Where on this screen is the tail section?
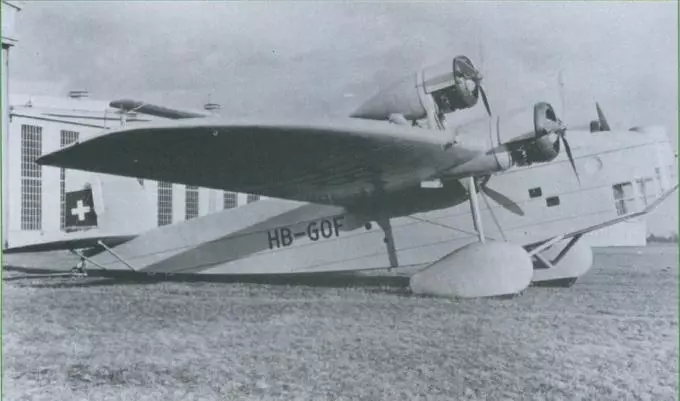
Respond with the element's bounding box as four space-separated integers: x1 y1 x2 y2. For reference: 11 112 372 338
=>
4 174 154 255
65 173 156 234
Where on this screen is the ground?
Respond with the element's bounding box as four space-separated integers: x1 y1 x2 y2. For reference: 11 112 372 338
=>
2 245 678 401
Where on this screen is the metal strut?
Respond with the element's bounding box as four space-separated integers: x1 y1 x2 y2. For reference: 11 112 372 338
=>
467 176 485 243
529 233 583 269
377 219 399 270
68 248 108 272
97 240 136 271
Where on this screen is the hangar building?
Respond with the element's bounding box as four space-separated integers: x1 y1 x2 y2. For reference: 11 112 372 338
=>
5 92 262 247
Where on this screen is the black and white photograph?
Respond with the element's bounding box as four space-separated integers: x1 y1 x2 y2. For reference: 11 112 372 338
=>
1 1 678 400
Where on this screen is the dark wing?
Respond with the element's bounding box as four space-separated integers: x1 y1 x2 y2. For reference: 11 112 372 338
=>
37 118 479 205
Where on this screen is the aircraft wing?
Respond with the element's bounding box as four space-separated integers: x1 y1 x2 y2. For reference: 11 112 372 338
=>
525 184 678 251
3 234 137 254
37 118 477 205
109 99 209 119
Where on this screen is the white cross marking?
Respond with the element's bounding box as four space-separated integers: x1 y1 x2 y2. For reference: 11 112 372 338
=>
71 200 91 221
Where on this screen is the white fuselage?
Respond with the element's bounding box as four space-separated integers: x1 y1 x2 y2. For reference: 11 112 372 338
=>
81 126 675 275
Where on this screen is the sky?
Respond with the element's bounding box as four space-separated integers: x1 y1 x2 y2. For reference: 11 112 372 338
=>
8 1 679 234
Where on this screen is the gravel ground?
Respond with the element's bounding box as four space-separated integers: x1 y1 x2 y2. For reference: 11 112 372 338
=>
2 245 677 401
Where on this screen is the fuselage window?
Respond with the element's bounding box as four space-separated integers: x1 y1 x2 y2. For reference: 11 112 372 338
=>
546 196 560 207
529 187 542 198
612 182 635 216
634 177 655 207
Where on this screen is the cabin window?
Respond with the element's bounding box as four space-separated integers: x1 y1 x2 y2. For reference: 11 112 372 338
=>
654 167 664 192
60 130 79 230
529 187 542 198
612 182 635 216
247 194 260 204
21 124 43 230
157 182 173 226
635 177 655 207
546 196 560 207
185 186 199 220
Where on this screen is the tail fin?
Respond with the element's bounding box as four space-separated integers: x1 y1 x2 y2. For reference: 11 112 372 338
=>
66 173 155 234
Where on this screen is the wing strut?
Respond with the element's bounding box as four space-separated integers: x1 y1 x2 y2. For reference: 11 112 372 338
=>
97 240 136 271
377 219 399 270
467 177 485 243
68 248 108 277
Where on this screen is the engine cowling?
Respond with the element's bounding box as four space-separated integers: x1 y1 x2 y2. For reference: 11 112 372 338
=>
443 102 565 178
508 102 563 167
350 55 484 123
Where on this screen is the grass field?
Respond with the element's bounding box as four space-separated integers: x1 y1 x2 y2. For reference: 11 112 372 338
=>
2 245 677 401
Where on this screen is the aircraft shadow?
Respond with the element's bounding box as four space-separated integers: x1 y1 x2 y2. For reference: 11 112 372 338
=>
6 269 413 290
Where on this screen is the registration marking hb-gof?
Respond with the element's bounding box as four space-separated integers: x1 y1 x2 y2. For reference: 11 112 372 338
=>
267 216 344 249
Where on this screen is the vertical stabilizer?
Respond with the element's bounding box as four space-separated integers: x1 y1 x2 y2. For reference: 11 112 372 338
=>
66 174 155 235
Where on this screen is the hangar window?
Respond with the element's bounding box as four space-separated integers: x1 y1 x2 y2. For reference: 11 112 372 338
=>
60 130 79 230
223 191 237 209
528 187 542 198
157 182 173 226
546 196 560 207
185 186 199 220
612 182 636 216
21 125 43 230
247 194 260 204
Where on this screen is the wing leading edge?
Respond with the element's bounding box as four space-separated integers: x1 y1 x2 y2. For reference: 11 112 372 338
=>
37 119 479 205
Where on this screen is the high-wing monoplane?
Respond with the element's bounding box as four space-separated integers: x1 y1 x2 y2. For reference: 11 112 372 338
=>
32 55 678 298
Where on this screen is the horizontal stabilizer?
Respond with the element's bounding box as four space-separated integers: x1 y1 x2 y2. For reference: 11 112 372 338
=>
109 99 208 120
3 235 136 254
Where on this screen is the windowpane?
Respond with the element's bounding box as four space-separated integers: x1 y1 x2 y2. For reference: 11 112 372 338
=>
21 125 43 230
528 187 542 198
612 182 636 216
546 196 560 207
157 182 173 226
185 186 199 220
223 191 237 209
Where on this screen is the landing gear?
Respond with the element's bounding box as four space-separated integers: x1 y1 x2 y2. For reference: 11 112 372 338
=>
410 176 533 298
377 219 398 270
69 255 88 278
530 234 593 286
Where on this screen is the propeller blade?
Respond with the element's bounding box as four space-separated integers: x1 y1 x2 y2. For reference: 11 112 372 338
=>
595 102 611 131
560 134 580 184
482 186 524 216
479 85 492 116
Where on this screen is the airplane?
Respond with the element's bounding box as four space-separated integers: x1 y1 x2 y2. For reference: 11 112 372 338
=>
20 54 678 298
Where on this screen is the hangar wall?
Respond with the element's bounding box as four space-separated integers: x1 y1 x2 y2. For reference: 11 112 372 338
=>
5 94 263 247
2 0 22 248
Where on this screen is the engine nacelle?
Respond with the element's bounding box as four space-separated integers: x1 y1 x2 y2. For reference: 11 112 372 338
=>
506 102 562 167
350 55 482 123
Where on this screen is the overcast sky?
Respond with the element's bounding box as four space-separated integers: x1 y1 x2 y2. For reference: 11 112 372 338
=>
9 1 678 233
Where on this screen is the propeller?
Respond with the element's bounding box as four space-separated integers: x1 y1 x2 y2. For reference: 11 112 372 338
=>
453 56 492 116
557 123 580 185
536 106 580 185
482 185 525 216
468 175 525 216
